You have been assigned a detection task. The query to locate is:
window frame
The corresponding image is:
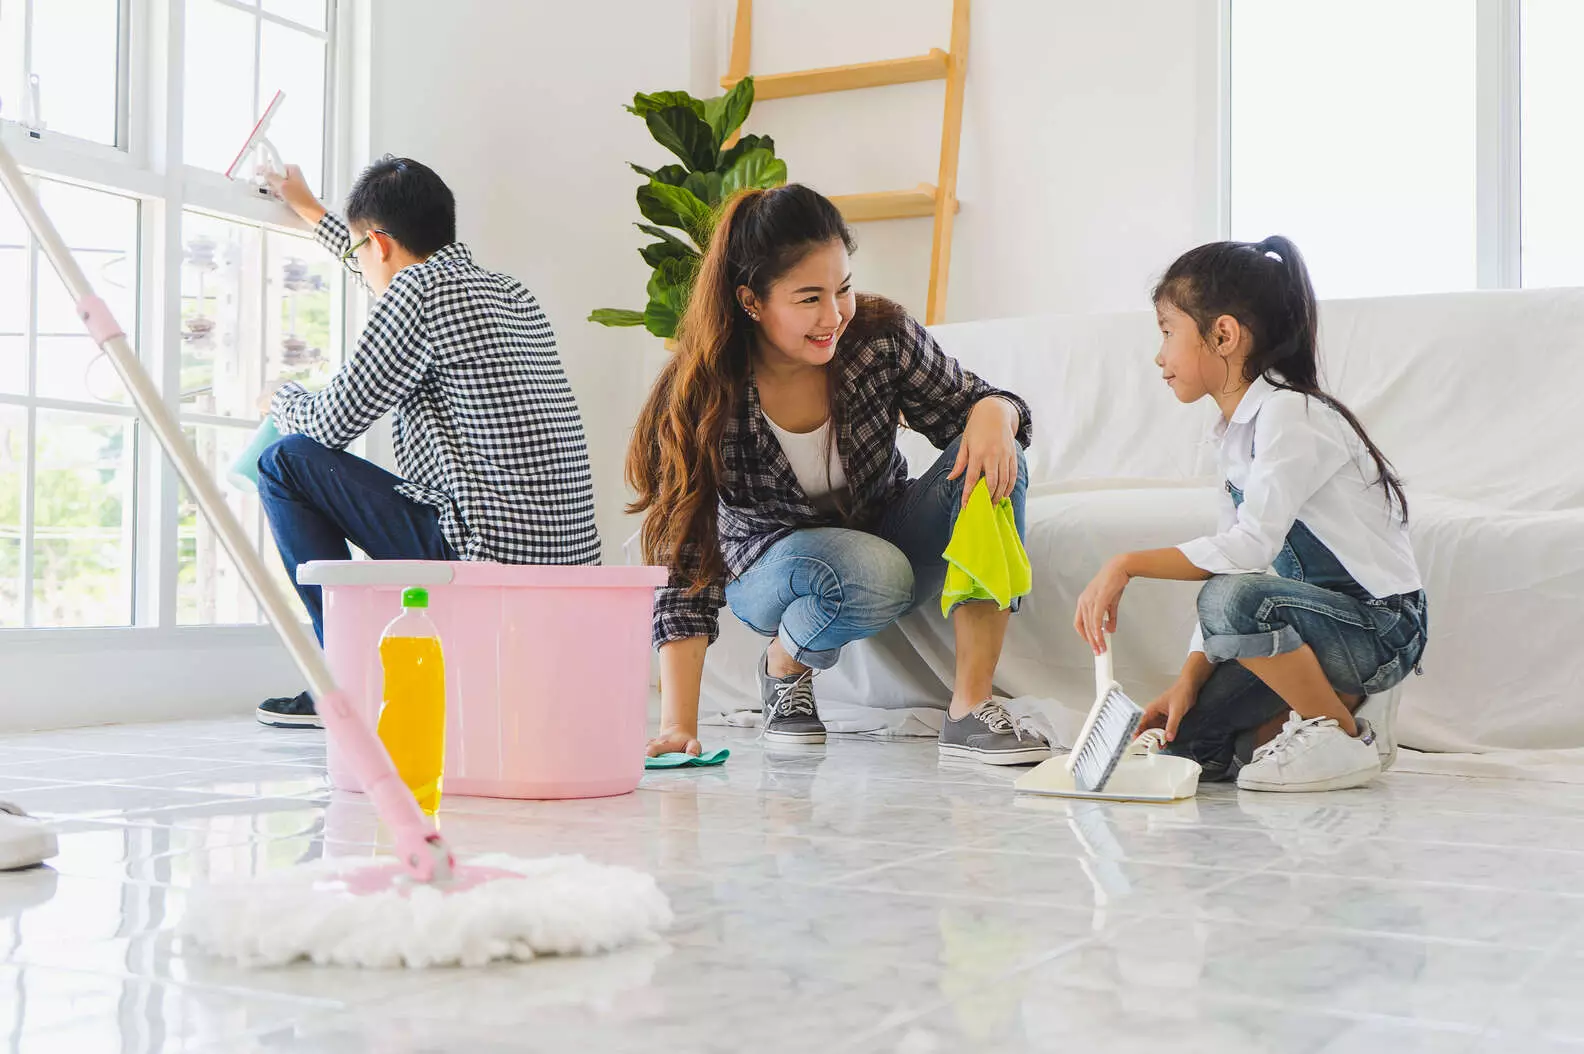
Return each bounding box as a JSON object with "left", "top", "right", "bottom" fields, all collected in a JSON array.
[
  {"left": 1220, "top": 0, "right": 1529, "bottom": 292},
  {"left": 0, "top": 0, "right": 352, "bottom": 637}
]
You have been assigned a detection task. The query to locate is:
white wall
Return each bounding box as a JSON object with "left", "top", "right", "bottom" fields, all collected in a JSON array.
[
  {"left": 364, "top": 0, "right": 697, "bottom": 561},
  {"left": 711, "top": 0, "right": 1223, "bottom": 321}
]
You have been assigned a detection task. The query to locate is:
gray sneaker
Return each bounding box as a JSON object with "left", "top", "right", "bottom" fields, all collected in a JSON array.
[
  {"left": 939, "top": 700, "right": 1052, "bottom": 766},
  {"left": 758, "top": 652, "right": 826, "bottom": 744}
]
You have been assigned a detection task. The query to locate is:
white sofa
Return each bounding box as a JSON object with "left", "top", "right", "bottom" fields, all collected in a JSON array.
[{"left": 701, "top": 288, "right": 1584, "bottom": 755}]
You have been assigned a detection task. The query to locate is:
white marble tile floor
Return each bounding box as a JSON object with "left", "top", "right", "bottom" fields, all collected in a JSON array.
[{"left": 1, "top": 718, "right": 1581, "bottom": 1053}]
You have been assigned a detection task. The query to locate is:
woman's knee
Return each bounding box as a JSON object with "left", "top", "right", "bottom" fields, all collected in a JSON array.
[{"left": 829, "top": 536, "right": 915, "bottom": 628}]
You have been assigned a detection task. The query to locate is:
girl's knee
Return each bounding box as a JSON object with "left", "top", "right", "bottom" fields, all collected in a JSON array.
[{"left": 1196, "top": 574, "right": 1275, "bottom": 636}]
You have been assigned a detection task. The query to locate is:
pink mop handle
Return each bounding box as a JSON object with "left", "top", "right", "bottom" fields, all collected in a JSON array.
[{"left": 0, "top": 139, "right": 450, "bottom": 883}]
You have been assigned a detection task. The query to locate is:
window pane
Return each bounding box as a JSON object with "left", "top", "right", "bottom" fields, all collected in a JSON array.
[
  {"left": 1521, "top": 0, "right": 1584, "bottom": 287},
  {"left": 258, "top": 22, "right": 327, "bottom": 194},
  {"left": 263, "top": 0, "right": 327, "bottom": 32},
  {"left": 181, "top": 212, "right": 263, "bottom": 419},
  {"left": 31, "top": 0, "right": 122, "bottom": 146},
  {"left": 34, "top": 182, "right": 136, "bottom": 404},
  {"left": 0, "top": 193, "right": 21, "bottom": 392},
  {"left": 0, "top": 406, "right": 21, "bottom": 627},
  {"left": 31, "top": 411, "right": 134, "bottom": 627},
  {"left": 1230, "top": 0, "right": 1478, "bottom": 298},
  {"left": 183, "top": 0, "right": 258, "bottom": 173},
  {"left": 266, "top": 229, "right": 339, "bottom": 390},
  {"left": 177, "top": 424, "right": 263, "bottom": 625},
  {"left": 0, "top": 4, "right": 22, "bottom": 134},
  {"left": 0, "top": 336, "right": 23, "bottom": 395},
  {"left": 0, "top": 249, "right": 26, "bottom": 335}
]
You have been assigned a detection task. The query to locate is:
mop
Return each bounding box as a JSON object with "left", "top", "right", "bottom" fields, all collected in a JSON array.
[{"left": 0, "top": 139, "right": 671, "bottom": 968}]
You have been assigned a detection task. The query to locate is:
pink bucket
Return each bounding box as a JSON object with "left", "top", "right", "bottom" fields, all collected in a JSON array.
[{"left": 298, "top": 561, "right": 667, "bottom": 800}]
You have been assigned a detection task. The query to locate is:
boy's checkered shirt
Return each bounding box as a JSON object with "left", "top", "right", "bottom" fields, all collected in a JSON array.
[{"left": 271, "top": 213, "right": 601, "bottom": 566}]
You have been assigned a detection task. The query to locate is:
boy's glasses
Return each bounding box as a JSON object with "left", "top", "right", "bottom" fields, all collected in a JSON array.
[{"left": 339, "top": 229, "right": 389, "bottom": 275}]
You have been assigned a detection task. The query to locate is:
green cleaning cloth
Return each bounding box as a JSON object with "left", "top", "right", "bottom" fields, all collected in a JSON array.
[
  {"left": 644, "top": 748, "right": 731, "bottom": 769},
  {"left": 941, "top": 478, "right": 1033, "bottom": 617}
]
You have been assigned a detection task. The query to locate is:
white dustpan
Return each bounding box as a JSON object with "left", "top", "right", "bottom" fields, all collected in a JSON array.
[{"left": 1015, "top": 649, "right": 1202, "bottom": 803}]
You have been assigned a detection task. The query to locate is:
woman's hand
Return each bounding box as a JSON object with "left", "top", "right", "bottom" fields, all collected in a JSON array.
[
  {"left": 1138, "top": 677, "right": 1197, "bottom": 743},
  {"left": 1074, "top": 556, "right": 1131, "bottom": 654},
  {"left": 646, "top": 726, "right": 702, "bottom": 758},
  {"left": 949, "top": 397, "right": 1020, "bottom": 507}
]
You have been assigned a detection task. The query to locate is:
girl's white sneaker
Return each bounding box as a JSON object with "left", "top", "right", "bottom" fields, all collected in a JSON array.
[{"left": 1236, "top": 713, "right": 1381, "bottom": 793}]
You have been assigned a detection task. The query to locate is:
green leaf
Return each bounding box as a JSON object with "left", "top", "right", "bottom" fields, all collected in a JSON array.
[
  {"left": 646, "top": 182, "right": 714, "bottom": 244},
  {"left": 683, "top": 170, "right": 724, "bottom": 207},
  {"left": 717, "top": 133, "right": 776, "bottom": 174},
  {"left": 720, "top": 148, "right": 788, "bottom": 198},
  {"left": 640, "top": 241, "right": 694, "bottom": 268},
  {"left": 636, "top": 223, "right": 700, "bottom": 257},
  {"left": 645, "top": 106, "right": 717, "bottom": 172},
  {"left": 636, "top": 182, "right": 682, "bottom": 229},
  {"left": 627, "top": 90, "right": 705, "bottom": 119},
  {"left": 702, "top": 77, "right": 755, "bottom": 149},
  {"left": 629, "top": 162, "right": 689, "bottom": 186},
  {"left": 643, "top": 257, "right": 695, "bottom": 339},
  {"left": 642, "top": 302, "right": 679, "bottom": 340},
  {"left": 588, "top": 308, "right": 647, "bottom": 327}
]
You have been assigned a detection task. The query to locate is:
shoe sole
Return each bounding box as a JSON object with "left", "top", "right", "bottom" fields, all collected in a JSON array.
[
  {"left": 255, "top": 709, "right": 323, "bottom": 729},
  {"left": 1237, "top": 764, "right": 1380, "bottom": 793},
  {"left": 938, "top": 743, "right": 1052, "bottom": 766},
  {"left": 763, "top": 728, "right": 825, "bottom": 745}
]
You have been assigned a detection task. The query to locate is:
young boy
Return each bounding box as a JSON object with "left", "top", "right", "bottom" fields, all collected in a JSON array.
[{"left": 256, "top": 156, "right": 601, "bottom": 728}]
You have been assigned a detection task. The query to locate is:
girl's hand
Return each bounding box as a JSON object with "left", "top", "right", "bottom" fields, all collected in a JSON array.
[
  {"left": 949, "top": 397, "right": 1020, "bottom": 507},
  {"left": 1074, "top": 557, "right": 1131, "bottom": 654},
  {"left": 647, "top": 725, "right": 702, "bottom": 758},
  {"left": 1138, "top": 677, "right": 1197, "bottom": 743}
]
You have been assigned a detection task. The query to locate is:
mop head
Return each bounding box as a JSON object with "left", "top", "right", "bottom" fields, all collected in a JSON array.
[{"left": 180, "top": 853, "right": 674, "bottom": 969}]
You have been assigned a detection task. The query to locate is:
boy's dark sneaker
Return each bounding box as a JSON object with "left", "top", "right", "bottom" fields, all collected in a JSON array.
[{"left": 257, "top": 691, "right": 321, "bottom": 728}]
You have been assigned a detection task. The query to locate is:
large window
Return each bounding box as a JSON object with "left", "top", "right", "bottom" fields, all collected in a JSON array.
[
  {"left": 0, "top": 0, "right": 344, "bottom": 631},
  {"left": 1229, "top": 0, "right": 1581, "bottom": 297}
]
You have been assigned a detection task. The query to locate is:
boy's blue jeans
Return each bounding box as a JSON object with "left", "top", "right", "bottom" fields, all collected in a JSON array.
[
  {"left": 257, "top": 435, "right": 457, "bottom": 644},
  {"left": 724, "top": 437, "right": 1028, "bottom": 670}
]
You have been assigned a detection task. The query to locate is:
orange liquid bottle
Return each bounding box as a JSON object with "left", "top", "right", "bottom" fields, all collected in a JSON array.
[{"left": 376, "top": 587, "right": 446, "bottom": 814}]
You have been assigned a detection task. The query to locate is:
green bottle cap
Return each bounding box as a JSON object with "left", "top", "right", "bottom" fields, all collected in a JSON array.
[{"left": 401, "top": 587, "right": 429, "bottom": 609}]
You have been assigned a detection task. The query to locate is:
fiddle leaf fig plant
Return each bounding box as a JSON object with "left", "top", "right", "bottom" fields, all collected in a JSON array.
[{"left": 589, "top": 77, "right": 788, "bottom": 339}]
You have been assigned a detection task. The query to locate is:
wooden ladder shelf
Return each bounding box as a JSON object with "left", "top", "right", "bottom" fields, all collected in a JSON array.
[{"left": 720, "top": 0, "right": 970, "bottom": 324}]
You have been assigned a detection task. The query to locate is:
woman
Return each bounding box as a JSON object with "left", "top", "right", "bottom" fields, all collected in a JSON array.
[{"left": 629, "top": 183, "right": 1050, "bottom": 766}]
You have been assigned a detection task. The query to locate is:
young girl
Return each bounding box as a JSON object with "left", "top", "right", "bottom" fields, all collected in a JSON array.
[
  {"left": 1074, "top": 236, "right": 1427, "bottom": 792},
  {"left": 630, "top": 183, "right": 1050, "bottom": 766}
]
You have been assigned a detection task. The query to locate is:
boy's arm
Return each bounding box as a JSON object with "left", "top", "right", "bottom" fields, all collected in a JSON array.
[
  {"left": 312, "top": 211, "right": 353, "bottom": 260},
  {"left": 271, "top": 271, "right": 429, "bottom": 449}
]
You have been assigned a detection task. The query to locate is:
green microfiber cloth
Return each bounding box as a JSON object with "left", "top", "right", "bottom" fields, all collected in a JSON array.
[
  {"left": 644, "top": 748, "right": 731, "bottom": 769},
  {"left": 941, "top": 478, "right": 1032, "bottom": 617}
]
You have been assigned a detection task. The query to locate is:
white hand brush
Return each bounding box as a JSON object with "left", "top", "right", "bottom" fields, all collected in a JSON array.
[{"left": 1065, "top": 640, "right": 1146, "bottom": 793}]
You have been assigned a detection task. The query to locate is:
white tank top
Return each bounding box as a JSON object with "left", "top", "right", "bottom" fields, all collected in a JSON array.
[{"left": 762, "top": 413, "right": 848, "bottom": 513}]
